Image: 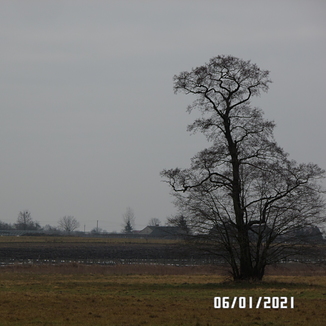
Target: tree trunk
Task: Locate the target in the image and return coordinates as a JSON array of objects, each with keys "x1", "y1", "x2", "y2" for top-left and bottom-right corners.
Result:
[{"x1": 224, "y1": 114, "x2": 258, "y2": 281}]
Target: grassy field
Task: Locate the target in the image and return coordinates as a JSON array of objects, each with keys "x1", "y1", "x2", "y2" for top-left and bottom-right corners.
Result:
[{"x1": 0, "y1": 263, "x2": 325, "y2": 326}]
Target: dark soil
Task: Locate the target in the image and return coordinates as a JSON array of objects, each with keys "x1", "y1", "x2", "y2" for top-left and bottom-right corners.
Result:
[{"x1": 0, "y1": 241, "x2": 209, "y2": 261}]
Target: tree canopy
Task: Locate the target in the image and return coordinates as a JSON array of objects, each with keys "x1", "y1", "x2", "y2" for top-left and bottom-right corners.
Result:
[
  {"x1": 122, "y1": 207, "x2": 135, "y2": 233},
  {"x1": 161, "y1": 55, "x2": 325, "y2": 281},
  {"x1": 15, "y1": 210, "x2": 41, "y2": 230},
  {"x1": 58, "y1": 216, "x2": 80, "y2": 233}
]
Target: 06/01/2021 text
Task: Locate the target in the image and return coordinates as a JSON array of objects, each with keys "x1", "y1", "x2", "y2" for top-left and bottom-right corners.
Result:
[{"x1": 214, "y1": 296, "x2": 294, "y2": 309}]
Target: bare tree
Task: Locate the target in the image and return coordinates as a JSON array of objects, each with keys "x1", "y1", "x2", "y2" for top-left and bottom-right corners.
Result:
[
  {"x1": 15, "y1": 210, "x2": 40, "y2": 230},
  {"x1": 167, "y1": 214, "x2": 190, "y2": 235},
  {"x1": 148, "y1": 218, "x2": 161, "y2": 226},
  {"x1": 58, "y1": 216, "x2": 80, "y2": 233},
  {"x1": 161, "y1": 55, "x2": 325, "y2": 281},
  {"x1": 122, "y1": 207, "x2": 135, "y2": 233}
]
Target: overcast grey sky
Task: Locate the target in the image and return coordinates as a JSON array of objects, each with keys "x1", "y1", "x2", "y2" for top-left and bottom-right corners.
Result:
[{"x1": 0, "y1": 0, "x2": 325, "y2": 232}]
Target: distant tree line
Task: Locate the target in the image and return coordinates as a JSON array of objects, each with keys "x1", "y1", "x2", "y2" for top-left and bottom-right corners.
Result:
[
  {"x1": 0, "y1": 211, "x2": 41, "y2": 230},
  {"x1": 0, "y1": 210, "x2": 80, "y2": 234},
  {"x1": 1, "y1": 208, "x2": 170, "y2": 235}
]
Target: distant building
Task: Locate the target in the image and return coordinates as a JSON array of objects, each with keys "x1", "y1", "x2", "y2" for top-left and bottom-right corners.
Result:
[
  {"x1": 285, "y1": 225, "x2": 324, "y2": 243},
  {"x1": 138, "y1": 226, "x2": 186, "y2": 239}
]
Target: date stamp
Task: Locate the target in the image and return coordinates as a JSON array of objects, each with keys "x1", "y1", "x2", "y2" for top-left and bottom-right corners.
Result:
[{"x1": 214, "y1": 296, "x2": 294, "y2": 309}]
